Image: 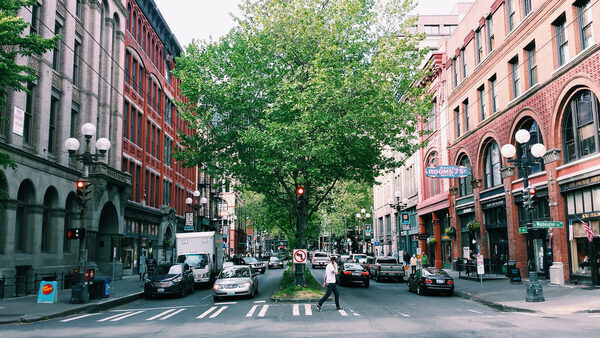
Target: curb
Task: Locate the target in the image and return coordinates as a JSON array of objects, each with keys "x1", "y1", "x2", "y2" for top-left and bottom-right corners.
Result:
[
  {"x1": 1, "y1": 292, "x2": 144, "y2": 325},
  {"x1": 453, "y1": 291, "x2": 537, "y2": 313}
]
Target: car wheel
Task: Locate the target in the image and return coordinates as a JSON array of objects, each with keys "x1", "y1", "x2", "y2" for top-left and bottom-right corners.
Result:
[
  {"x1": 376, "y1": 274, "x2": 381, "y2": 282},
  {"x1": 363, "y1": 280, "x2": 370, "y2": 288},
  {"x1": 213, "y1": 294, "x2": 220, "y2": 301},
  {"x1": 189, "y1": 282, "x2": 194, "y2": 294},
  {"x1": 144, "y1": 292, "x2": 153, "y2": 300},
  {"x1": 447, "y1": 290, "x2": 454, "y2": 297},
  {"x1": 417, "y1": 284, "x2": 424, "y2": 296},
  {"x1": 407, "y1": 282, "x2": 411, "y2": 292},
  {"x1": 180, "y1": 285, "x2": 186, "y2": 298}
]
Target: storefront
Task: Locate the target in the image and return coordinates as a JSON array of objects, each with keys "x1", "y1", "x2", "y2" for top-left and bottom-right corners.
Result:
[
  {"x1": 123, "y1": 203, "x2": 161, "y2": 276},
  {"x1": 455, "y1": 197, "x2": 476, "y2": 259},
  {"x1": 482, "y1": 197, "x2": 508, "y2": 274}
]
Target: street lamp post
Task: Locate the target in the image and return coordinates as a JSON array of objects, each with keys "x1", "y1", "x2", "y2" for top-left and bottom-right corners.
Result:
[
  {"x1": 355, "y1": 209, "x2": 371, "y2": 254},
  {"x1": 185, "y1": 190, "x2": 201, "y2": 231},
  {"x1": 64, "y1": 123, "x2": 111, "y2": 304},
  {"x1": 501, "y1": 128, "x2": 546, "y2": 302},
  {"x1": 389, "y1": 191, "x2": 409, "y2": 259}
]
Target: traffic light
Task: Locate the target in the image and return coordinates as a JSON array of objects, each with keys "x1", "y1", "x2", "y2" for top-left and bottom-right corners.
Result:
[
  {"x1": 523, "y1": 187, "x2": 537, "y2": 209},
  {"x1": 66, "y1": 227, "x2": 86, "y2": 240},
  {"x1": 296, "y1": 186, "x2": 305, "y2": 198},
  {"x1": 76, "y1": 179, "x2": 92, "y2": 205}
]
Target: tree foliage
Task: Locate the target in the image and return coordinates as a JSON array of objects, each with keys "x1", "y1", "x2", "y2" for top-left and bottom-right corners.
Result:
[
  {"x1": 0, "y1": 0, "x2": 60, "y2": 205},
  {"x1": 173, "y1": 0, "x2": 431, "y2": 247}
]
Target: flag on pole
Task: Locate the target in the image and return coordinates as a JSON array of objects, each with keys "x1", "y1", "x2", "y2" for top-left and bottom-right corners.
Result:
[{"x1": 576, "y1": 216, "x2": 595, "y2": 242}]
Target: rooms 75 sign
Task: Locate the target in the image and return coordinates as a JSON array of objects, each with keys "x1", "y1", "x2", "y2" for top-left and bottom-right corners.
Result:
[{"x1": 293, "y1": 249, "x2": 308, "y2": 264}]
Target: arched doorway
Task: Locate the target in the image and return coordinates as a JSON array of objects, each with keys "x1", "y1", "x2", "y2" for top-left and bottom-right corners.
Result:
[{"x1": 95, "y1": 202, "x2": 120, "y2": 275}]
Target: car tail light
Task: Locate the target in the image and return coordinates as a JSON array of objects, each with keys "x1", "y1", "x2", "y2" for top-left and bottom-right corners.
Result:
[
  {"x1": 343, "y1": 271, "x2": 352, "y2": 275},
  {"x1": 447, "y1": 280, "x2": 454, "y2": 285},
  {"x1": 424, "y1": 278, "x2": 433, "y2": 284},
  {"x1": 361, "y1": 272, "x2": 369, "y2": 276}
]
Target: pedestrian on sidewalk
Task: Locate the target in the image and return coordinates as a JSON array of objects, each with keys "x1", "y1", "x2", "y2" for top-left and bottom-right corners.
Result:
[
  {"x1": 316, "y1": 256, "x2": 342, "y2": 312},
  {"x1": 410, "y1": 254, "x2": 417, "y2": 274},
  {"x1": 421, "y1": 253, "x2": 428, "y2": 268},
  {"x1": 403, "y1": 251, "x2": 410, "y2": 266},
  {"x1": 139, "y1": 252, "x2": 147, "y2": 281}
]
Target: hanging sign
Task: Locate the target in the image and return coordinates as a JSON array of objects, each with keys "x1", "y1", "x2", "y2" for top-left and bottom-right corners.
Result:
[{"x1": 425, "y1": 166, "x2": 470, "y2": 178}]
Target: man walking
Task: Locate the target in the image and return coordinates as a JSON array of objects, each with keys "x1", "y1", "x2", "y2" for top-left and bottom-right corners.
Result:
[{"x1": 316, "y1": 256, "x2": 342, "y2": 311}]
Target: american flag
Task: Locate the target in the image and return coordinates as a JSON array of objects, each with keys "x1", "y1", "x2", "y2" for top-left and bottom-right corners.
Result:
[{"x1": 578, "y1": 217, "x2": 595, "y2": 242}]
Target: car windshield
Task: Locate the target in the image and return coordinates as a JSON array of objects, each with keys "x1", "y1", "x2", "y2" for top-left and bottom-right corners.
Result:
[
  {"x1": 270, "y1": 257, "x2": 280, "y2": 262},
  {"x1": 219, "y1": 267, "x2": 251, "y2": 278},
  {"x1": 156, "y1": 264, "x2": 181, "y2": 275},
  {"x1": 243, "y1": 257, "x2": 258, "y2": 264},
  {"x1": 314, "y1": 253, "x2": 328, "y2": 258},
  {"x1": 423, "y1": 268, "x2": 448, "y2": 277},
  {"x1": 176, "y1": 254, "x2": 208, "y2": 268},
  {"x1": 344, "y1": 263, "x2": 362, "y2": 270}
]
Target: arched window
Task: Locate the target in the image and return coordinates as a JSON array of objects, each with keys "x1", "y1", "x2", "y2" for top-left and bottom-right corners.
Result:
[
  {"x1": 16, "y1": 181, "x2": 35, "y2": 253},
  {"x1": 562, "y1": 89, "x2": 600, "y2": 163},
  {"x1": 132, "y1": 11, "x2": 137, "y2": 37},
  {"x1": 127, "y1": 4, "x2": 131, "y2": 32},
  {"x1": 458, "y1": 156, "x2": 473, "y2": 196},
  {"x1": 516, "y1": 119, "x2": 545, "y2": 177},
  {"x1": 426, "y1": 152, "x2": 440, "y2": 198},
  {"x1": 41, "y1": 188, "x2": 57, "y2": 253},
  {"x1": 137, "y1": 19, "x2": 142, "y2": 42},
  {"x1": 484, "y1": 141, "x2": 502, "y2": 188}
]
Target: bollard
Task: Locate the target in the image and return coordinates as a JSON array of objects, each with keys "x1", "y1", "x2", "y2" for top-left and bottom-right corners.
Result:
[{"x1": 526, "y1": 271, "x2": 545, "y2": 302}]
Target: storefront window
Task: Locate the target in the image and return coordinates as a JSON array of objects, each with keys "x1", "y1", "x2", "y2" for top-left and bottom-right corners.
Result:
[
  {"x1": 459, "y1": 213, "x2": 475, "y2": 257},
  {"x1": 569, "y1": 220, "x2": 599, "y2": 275}
]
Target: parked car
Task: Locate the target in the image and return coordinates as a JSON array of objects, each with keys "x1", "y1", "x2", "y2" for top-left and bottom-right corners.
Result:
[
  {"x1": 369, "y1": 256, "x2": 405, "y2": 282},
  {"x1": 144, "y1": 263, "x2": 194, "y2": 299},
  {"x1": 349, "y1": 254, "x2": 367, "y2": 263},
  {"x1": 240, "y1": 256, "x2": 266, "y2": 274},
  {"x1": 268, "y1": 256, "x2": 284, "y2": 269},
  {"x1": 311, "y1": 252, "x2": 330, "y2": 269},
  {"x1": 337, "y1": 262, "x2": 370, "y2": 287},
  {"x1": 407, "y1": 267, "x2": 454, "y2": 296},
  {"x1": 339, "y1": 255, "x2": 350, "y2": 263},
  {"x1": 213, "y1": 265, "x2": 259, "y2": 300}
]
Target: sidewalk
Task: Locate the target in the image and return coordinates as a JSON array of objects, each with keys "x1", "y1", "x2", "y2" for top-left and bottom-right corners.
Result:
[
  {"x1": 0, "y1": 275, "x2": 144, "y2": 325},
  {"x1": 447, "y1": 270, "x2": 600, "y2": 315}
]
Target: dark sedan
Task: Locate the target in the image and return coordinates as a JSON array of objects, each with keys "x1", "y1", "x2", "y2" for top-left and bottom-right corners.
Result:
[
  {"x1": 144, "y1": 263, "x2": 194, "y2": 299},
  {"x1": 268, "y1": 256, "x2": 284, "y2": 269},
  {"x1": 407, "y1": 267, "x2": 454, "y2": 296},
  {"x1": 241, "y1": 257, "x2": 266, "y2": 274},
  {"x1": 337, "y1": 262, "x2": 370, "y2": 287}
]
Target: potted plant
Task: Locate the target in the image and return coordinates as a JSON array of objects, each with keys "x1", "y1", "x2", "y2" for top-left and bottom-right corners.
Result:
[
  {"x1": 163, "y1": 237, "x2": 171, "y2": 248},
  {"x1": 427, "y1": 237, "x2": 437, "y2": 245},
  {"x1": 445, "y1": 227, "x2": 456, "y2": 238},
  {"x1": 468, "y1": 221, "x2": 480, "y2": 233}
]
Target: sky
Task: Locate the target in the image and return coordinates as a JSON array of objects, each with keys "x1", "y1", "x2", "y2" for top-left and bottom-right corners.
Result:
[{"x1": 153, "y1": 0, "x2": 466, "y2": 48}]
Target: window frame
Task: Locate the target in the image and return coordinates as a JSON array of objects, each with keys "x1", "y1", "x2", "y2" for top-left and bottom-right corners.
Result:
[
  {"x1": 577, "y1": 0, "x2": 594, "y2": 50},
  {"x1": 486, "y1": 16, "x2": 495, "y2": 52},
  {"x1": 478, "y1": 85, "x2": 486, "y2": 121},
  {"x1": 489, "y1": 75, "x2": 498, "y2": 113},
  {"x1": 562, "y1": 89, "x2": 600, "y2": 162},
  {"x1": 458, "y1": 156, "x2": 473, "y2": 197},
  {"x1": 484, "y1": 141, "x2": 502, "y2": 189},
  {"x1": 463, "y1": 99, "x2": 470, "y2": 132},
  {"x1": 509, "y1": 56, "x2": 520, "y2": 99},
  {"x1": 455, "y1": 107, "x2": 461, "y2": 137},
  {"x1": 525, "y1": 42, "x2": 537, "y2": 88},
  {"x1": 554, "y1": 15, "x2": 569, "y2": 67}
]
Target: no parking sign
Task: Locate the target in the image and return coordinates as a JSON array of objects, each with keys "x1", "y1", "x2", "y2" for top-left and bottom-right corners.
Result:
[{"x1": 293, "y1": 249, "x2": 307, "y2": 264}]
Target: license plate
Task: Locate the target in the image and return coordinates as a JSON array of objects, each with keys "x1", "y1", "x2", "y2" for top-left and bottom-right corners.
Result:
[
  {"x1": 352, "y1": 272, "x2": 361, "y2": 276},
  {"x1": 436, "y1": 279, "x2": 445, "y2": 284},
  {"x1": 227, "y1": 291, "x2": 234, "y2": 296},
  {"x1": 158, "y1": 288, "x2": 165, "y2": 292}
]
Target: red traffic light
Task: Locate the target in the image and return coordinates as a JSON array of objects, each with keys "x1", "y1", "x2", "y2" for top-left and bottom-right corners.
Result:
[
  {"x1": 296, "y1": 186, "x2": 305, "y2": 196},
  {"x1": 528, "y1": 188, "x2": 536, "y2": 195},
  {"x1": 76, "y1": 180, "x2": 86, "y2": 189}
]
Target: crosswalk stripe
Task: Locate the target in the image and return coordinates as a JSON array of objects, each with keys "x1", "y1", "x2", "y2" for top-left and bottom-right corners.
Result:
[
  {"x1": 98, "y1": 312, "x2": 133, "y2": 322},
  {"x1": 197, "y1": 306, "x2": 217, "y2": 319},
  {"x1": 246, "y1": 305, "x2": 258, "y2": 317},
  {"x1": 400, "y1": 313, "x2": 410, "y2": 317},
  {"x1": 304, "y1": 304, "x2": 312, "y2": 316},
  {"x1": 147, "y1": 309, "x2": 176, "y2": 321},
  {"x1": 293, "y1": 304, "x2": 300, "y2": 316},
  {"x1": 257, "y1": 305, "x2": 269, "y2": 317},
  {"x1": 352, "y1": 312, "x2": 360, "y2": 316},
  {"x1": 160, "y1": 308, "x2": 185, "y2": 320},
  {"x1": 111, "y1": 311, "x2": 144, "y2": 321},
  {"x1": 339, "y1": 309, "x2": 348, "y2": 316},
  {"x1": 61, "y1": 313, "x2": 99, "y2": 322},
  {"x1": 254, "y1": 300, "x2": 266, "y2": 303},
  {"x1": 468, "y1": 309, "x2": 483, "y2": 314},
  {"x1": 210, "y1": 306, "x2": 228, "y2": 318}
]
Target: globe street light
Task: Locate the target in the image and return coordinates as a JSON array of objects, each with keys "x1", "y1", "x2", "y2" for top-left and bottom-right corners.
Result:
[
  {"x1": 389, "y1": 192, "x2": 409, "y2": 258},
  {"x1": 185, "y1": 190, "x2": 202, "y2": 231},
  {"x1": 501, "y1": 128, "x2": 546, "y2": 302},
  {"x1": 355, "y1": 209, "x2": 371, "y2": 254}
]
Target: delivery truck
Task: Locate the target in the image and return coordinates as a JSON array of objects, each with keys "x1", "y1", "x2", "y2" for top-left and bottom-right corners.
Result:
[{"x1": 175, "y1": 231, "x2": 223, "y2": 287}]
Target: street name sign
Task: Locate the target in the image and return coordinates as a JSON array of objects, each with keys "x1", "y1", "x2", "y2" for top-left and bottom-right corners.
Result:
[
  {"x1": 425, "y1": 165, "x2": 470, "y2": 178},
  {"x1": 293, "y1": 249, "x2": 307, "y2": 264},
  {"x1": 518, "y1": 227, "x2": 528, "y2": 234},
  {"x1": 532, "y1": 221, "x2": 564, "y2": 228}
]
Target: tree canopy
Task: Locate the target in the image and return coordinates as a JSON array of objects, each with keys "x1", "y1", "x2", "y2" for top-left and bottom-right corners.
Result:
[{"x1": 173, "y1": 0, "x2": 431, "y2": 246}]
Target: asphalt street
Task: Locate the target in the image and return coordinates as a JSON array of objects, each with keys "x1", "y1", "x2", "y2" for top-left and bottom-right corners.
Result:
[{"x1": 1, "y1": 265, "x2": 599, "y2": 337}]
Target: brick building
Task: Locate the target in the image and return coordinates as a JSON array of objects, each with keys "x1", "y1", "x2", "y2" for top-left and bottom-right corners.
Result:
[{"x1": 445, "y1": 0, "x2": 600, "y2": 283}]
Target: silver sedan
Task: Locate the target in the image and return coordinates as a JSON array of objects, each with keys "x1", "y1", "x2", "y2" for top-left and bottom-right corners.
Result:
[{"x1": 213, "y1": 265, "x2": 259, "y2": 301}]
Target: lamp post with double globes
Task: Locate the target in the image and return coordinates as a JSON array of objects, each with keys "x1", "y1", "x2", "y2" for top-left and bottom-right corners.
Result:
[
  {"x1": 64, "y1": 123, "x2": 111, "y2": 304},
  {"x1": 185, "y1": 190, "x2": 202, "y2": 232},
  {"x1": 389, "y1": 191, "x2": 409, "y2": 258},
  {"x1": 501, "y1": 128, "x2": 546, "y2": 302},
  {"x1": 355, "y1": 209, "x2": 371, "y2": 254}
]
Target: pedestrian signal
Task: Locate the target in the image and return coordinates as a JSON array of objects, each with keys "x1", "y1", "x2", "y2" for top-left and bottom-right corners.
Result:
[{"x1": 66, "y1": 227, "x2": 85, "y2": 240}]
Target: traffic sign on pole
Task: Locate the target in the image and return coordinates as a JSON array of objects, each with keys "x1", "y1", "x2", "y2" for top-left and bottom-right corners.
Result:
[{"x1": 293, "y1": 249, "x2": 307, "y2": 264}]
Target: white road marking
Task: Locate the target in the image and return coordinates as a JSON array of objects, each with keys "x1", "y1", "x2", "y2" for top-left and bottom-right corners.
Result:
[
  {"x1": 98, "y1": 312, "x2": 133, "y2": 322},
  {"x1": 257, "y1": 305, "x2": 269, "y2": 317},
  {"x1": 468, "y1": 309, "x2": 483, "y2": 314},
  {"x1": 352, "y1": 312, "x2": 360, "y2": 316},
  {"x1": 304, "y1": 304, "x2": 312, "y2": 316},
  {"x1": 254, "y1": 300, "x2": 266, "y2": 303},
  {"x1": 293, "y1": 304, "x2": 300, "y2": 316},
  {"x1": 339, "y1": 309, "x2": 348, "y2": 316},
  {"x1": 520, "y1": 313, "x2": 539, "y2": 317},
  {"x1": 200, "y1": 294, "x2": 212, "y2": 300},
  {"x1": 197, "y1": 306, "x2": 217, "y2": 319},
  {"x1": 61, "y1": 313, "x2": 100, "y2": 322},
  {"x1": 246, "y1": 305, "x2": 258, "y2": 317},
  {"x1": 160, "y1": 308, "x2": 185, "y2": 320},
  {"x1": 588, "y1": 315, "x2": 600, "y2": 318},
  {"x1": 146, "y1": 309, "x2": 176, "y2": 321},
  {"x1": 214, "y1": 302, "x2": 237, "y2": 305},
  {"x1": 114, "y1": 305, "x2": 194, "y2": 312},
  {"x1": 110, "y1": 310, "x2": 144, "y2": 321},
  {"x1": 209, "y1": 306, "x2": 228, "y2": 318},
  {"x1": 399, "y1": 313, "x2": 410, "y2": 317}
]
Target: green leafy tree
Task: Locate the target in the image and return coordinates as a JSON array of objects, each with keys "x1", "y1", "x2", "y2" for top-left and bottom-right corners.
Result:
[
  {"x1": 174, "y1": 0, "x2": 431, "y2": 252},
  {"x1": 0, "y1": 0, "x2": 60, "y2": 204}
]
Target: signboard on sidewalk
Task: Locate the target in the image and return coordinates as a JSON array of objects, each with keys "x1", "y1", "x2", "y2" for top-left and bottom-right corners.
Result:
[
  {"x1": 476, "y1": 254, "x2": 484, "y2": 275},
  {"x1": 37, "y1": 281, "x2": 58, "y2": 304},
  {"x1": 532, "y1": 221, "x2": 564, "y2": 228},
  {"x1": 293, "y1": 249, "x2": 307, "y2": 264}
]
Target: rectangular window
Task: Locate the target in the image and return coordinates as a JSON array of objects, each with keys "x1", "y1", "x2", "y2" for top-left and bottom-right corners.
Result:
[
  {"x1": 52, "y1": 20, "x2": 63, "y2": 71},
  {"x1": 577, "y1": 0, "x2": 594, "y2": 50},
  {"x1": 509, "y1": 56, "x2": 520, "y2": 99},
  {"x1": 135, "y1": 165, "x2": 141, "y2": 201},
  {"x1": 31, "y1": 3, "x2": 40, "y2": 35},
  {"x1": 461, "y1": 49, "x2": 466, "y2": 79},
  {"x1": 137, "y1": 112, "x2": 141, "y2": 145},
  {"x1": 163, "y1": 180, "x2": 171, "y2": 206},
  {"x1": 443, "y1": 25, "x2": 457, "y2": 34},
  {"x1": 424, "y1": 25, "x2": 440, "y2": 35},
  {"x1": 554, "y1": 15, "x2": 569, "y2": 66},
  {"x1": 131, "y1": 59, "x2": 137, "y2": 90},
  {"x1": 147, "y1": 121, "x2": 152, "y2": 152},
  {"x1": 123, "y1": 101, "x2": 129, "y2": 139},
  {"x1": 138, "y1": 66, "x2": 143, "y2": 95},
  {"x1": 155, "y1": 175, "x2": 160, "y2": 207},
  {"x1": 70, "y1": 102, "x2": 79, "y2": 138},
  {"x1": 73, "y1": 40, "x2": 81, "y2": 86},
  {"x1": 463, "y1": 99, "x2": 469, "y2": 131},
  {"x1": 506, "y1": 0, "x2": 515, "y2": 32},
  {"x1": 165, "y1": 99, "x2": 172, "y2": 125},
  {"x1": 523, "y1": 0, "x2": 532, "y2": 16},
  {"x1": 164, "y1": 136, "x2": 171, "y2": 167},
  {"x1": 489, "y1": 75, "x2": 498, "y2": 113},
  {"x1": 478, "y1": 85, "x2": 486, "y2": 121},
  {"x1": 48, "y1": 94, "x2": 60, "y2": 154},
  {"x1": 475, "y1": 29, "x2": 483, "y2": 64},
  {"x1": 156, "y1": 128, "x2": 161, "y2": 159},
  {"x1": 455, "y1": 107, "x2": 461, "y2": 137},
  {"x1": 24, "y1": 83, "x2": 35, "y2": 145},
  {"x1": 525, "y1": 42, "x2": 537, "y2": 87},
  {"x1": 148, "y1": 78, "x2": 153, "y2": 108},
  {"x1": 452, "y1": 58, "x2": 458, "y2": 88},
  {"x1": 486, "y1": 16, "x2": 494, "y2": 52}
]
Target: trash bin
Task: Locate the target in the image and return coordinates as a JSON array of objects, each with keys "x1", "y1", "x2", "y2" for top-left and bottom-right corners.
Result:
[
  {"x1": 90, "y1": 278, "x2": 108, "y2": 299},
  {"x1": 102, "y1": 278, "x2": 110, "y2": 298},
  {"x1": 549, "y1": 262, "x2": 564, "y2": 285}
]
